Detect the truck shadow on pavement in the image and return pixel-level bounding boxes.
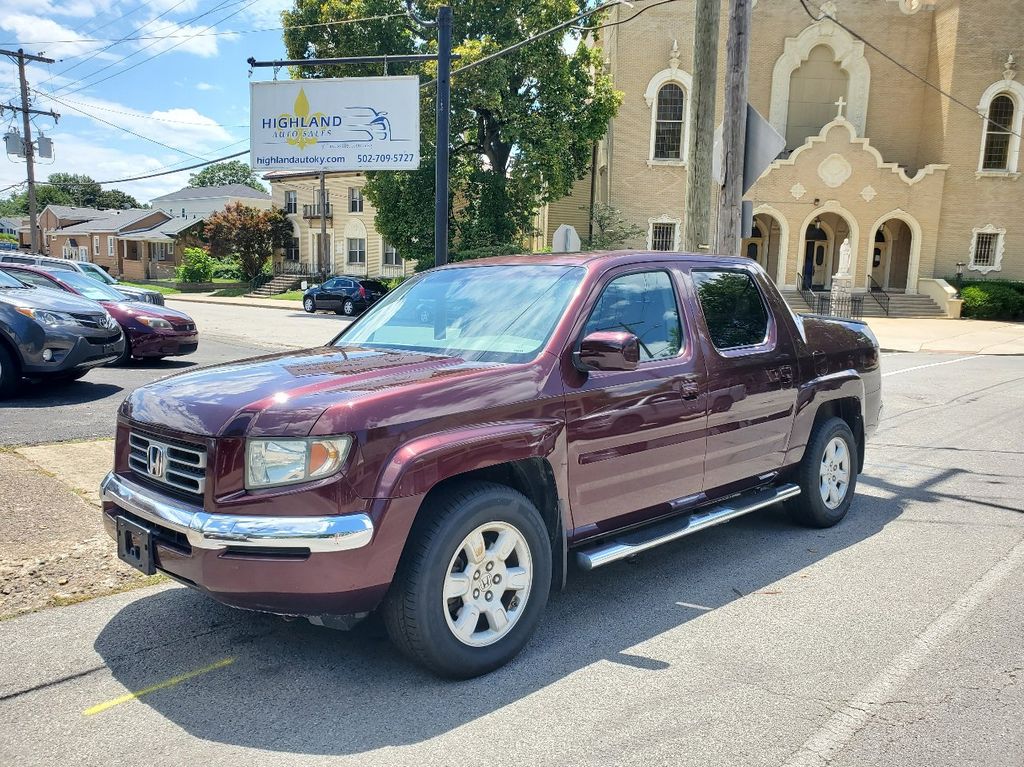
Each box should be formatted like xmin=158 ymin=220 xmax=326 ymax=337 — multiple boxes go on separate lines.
xmin=94 ymin=493 xmax=903 ymax=756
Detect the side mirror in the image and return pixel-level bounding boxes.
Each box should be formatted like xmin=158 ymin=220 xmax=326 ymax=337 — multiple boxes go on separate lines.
xmin=575 ymin=331 xmax=640 ymax=372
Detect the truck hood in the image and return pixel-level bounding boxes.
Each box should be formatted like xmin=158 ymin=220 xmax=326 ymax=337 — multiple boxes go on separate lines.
xmin=122 ymin=345 xmax=481 ymax=438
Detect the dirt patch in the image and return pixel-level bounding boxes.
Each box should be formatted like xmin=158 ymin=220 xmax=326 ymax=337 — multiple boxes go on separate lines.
xmin=0 ymin=450 xmax=161 ymax=620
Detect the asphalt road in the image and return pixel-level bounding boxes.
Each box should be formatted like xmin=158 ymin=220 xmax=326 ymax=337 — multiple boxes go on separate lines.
xmin=1 ymin=351 xmax=1022 ymax=767
xmin=0 ymin=302 xmax=351 ymax=446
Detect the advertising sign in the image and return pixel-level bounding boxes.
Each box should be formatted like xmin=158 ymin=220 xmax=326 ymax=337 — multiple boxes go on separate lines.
xmin=250 ymin=76 xmax=420 ymax=172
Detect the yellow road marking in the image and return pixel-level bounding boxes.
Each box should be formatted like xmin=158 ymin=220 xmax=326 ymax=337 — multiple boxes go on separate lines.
xmin=83 ymin=657 xmax=235 ymax=717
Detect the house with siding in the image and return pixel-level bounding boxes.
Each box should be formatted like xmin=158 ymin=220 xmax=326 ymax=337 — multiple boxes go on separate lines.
xmin=150 ymin=184 xmax=272 ymax=221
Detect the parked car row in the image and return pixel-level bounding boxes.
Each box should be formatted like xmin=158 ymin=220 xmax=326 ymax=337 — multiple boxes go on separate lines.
xmin=0 ymin=260 xmax=198 ymax=398
xmin=0 ymin=252 xmax=165 ymax=305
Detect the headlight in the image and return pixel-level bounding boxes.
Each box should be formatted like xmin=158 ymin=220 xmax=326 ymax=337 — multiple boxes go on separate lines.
xmin=15 ymin=307 xmax=77 ymax=327
xmin=138 ymin=316 xmax=172 ymax=329
xmin=245 ymin=437 xmax=353 ymax=489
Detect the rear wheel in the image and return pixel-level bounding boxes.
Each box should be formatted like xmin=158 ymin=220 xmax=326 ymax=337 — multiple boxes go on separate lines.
xmin=789 ymin=416 xmax=858 ymax=528
xmin=382 ymin=481 xmax=551 ymax=678
xmin=0 ymin=344 xmax=21 ymax=399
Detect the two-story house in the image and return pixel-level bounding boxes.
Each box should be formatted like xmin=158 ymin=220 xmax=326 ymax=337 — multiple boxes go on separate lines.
xmin=150 ymin=184 xmax=272 ymax=221
xmin=266 ymin=171 xmax=412 ymax=282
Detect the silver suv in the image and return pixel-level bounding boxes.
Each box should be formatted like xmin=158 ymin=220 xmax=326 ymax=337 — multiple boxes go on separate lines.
xmin=0 ymin=253 xmax=164 ymax=305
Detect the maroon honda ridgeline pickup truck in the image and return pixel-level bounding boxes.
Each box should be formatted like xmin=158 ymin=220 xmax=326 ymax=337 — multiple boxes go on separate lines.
xmin=101 ymin=252 xmax=881 ymax=677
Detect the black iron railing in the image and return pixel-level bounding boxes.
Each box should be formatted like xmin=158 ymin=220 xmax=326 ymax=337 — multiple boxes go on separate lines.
xmin=302 ymin=203 xmax=332 ymax=219
xmin=867 ymin=275 xmax=891 ymax=316
xmin=274 ymin=261 xmax=318 ymax=276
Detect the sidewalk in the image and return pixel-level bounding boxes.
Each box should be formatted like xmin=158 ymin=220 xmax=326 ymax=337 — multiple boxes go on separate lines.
xmin=166 ymin=292 xmax=305 ymax=311
xmin=865 ymin=317 xmax=1024 ymax=355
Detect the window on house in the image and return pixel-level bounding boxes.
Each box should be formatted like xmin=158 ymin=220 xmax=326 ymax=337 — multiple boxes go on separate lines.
xmin=92 ymin=236 xmax=99 ymax=256
xmin=650 ymin=222 xmax=676 ymax=251
xmin=284 ymin=191 xmax=297 ymax=214
xmin=982 ymin=94 xmax=1015 ymax=170
xmin=583 ymin=271 xmax=683 ymax=362
xmin=654 ymin=84 xmax=686 ymax=160
xmin=347 ymin=237 xmax=366 ymax=264
xmin=286 ymin=237 xmax=300 ymax=261
xmin=970 ymin=230 xmax=1001 ymax=269
xmin=167 ymin=242 xmax=174 ymax=256
xmin=349 ymin=187 xmax=364 ymax=213
xmin=107 ymin=237 xmax=114 ymax=257
xmin=181 ymin=208 xmax=186 ymax=218
xmin=693 ymin=270 xmax=771 ymax=350
xmin=383 ymin=241 xmax=400 ymax=265
xmin=78 ymin=246 xmax=88 ymax=262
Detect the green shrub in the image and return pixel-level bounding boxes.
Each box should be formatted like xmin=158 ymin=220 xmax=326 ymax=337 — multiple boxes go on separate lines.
xmin=385 ymin=275 xmax=408 ymax=291
xmin=0 ymin=232 xmax=17 ymax=243
xmin=211 ymin=256 xmax=243 ymax=281
xmin=175 ymin=247 xmax=216 ymax=283
xmin=959 ymin=282 xmax=1024 ymax=320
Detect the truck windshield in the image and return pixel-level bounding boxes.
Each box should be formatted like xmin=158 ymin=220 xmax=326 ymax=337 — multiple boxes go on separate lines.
xmin=335 ymin=264 xmax=585 ymax=364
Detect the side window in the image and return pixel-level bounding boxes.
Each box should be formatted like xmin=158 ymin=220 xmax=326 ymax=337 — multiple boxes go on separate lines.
xmin=583 ymin=271 xmax=683 ymax=362
xmin=692 ymin=270 xmax=770 ymax=350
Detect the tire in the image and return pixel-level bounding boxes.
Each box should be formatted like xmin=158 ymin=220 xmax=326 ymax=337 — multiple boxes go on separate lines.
xmin=114 ymin=335 xmax=133 ymax=366
xmin=303 ymin=297 xmax=316 ymax=313
xmin=382 ymin=481 xmax=552 ymax=678
xmin=788 ymin=416 xmax=859 ymax=528
xmin=0 ymin=343 xmax=21 ymax=399
xmin=342 ymin=298 xmax=356 ymax=317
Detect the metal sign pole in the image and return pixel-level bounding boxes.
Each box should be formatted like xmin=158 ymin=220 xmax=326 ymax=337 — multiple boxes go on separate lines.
xmin=434 ymin=6 xmax=452 ymax=268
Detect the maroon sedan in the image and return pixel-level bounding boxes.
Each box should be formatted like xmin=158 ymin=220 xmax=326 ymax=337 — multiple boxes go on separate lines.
xmin=1 ymin=265 xmax=198 ymax=364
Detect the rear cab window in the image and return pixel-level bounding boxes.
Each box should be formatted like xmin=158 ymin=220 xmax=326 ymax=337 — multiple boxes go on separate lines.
xmin=691 ymin=269 xmax=771 ymax=351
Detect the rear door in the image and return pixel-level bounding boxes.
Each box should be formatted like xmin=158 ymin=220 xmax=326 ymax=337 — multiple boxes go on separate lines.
xmin=687 ymin=267 xmax=799 ymax=497
xmin=564 ymin=267 xmax=708 ymax=538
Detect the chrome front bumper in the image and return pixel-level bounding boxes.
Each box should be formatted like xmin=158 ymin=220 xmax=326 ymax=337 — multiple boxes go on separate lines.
xmin=100 ymin=472 xmax=374 ymax=553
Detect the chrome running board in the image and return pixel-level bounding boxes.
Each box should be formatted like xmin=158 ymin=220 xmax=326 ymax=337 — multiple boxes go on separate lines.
xmin=575 ymin=483 xmax=801 ymax=571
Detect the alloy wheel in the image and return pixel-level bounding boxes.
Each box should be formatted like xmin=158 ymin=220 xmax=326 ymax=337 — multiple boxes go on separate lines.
xmin=443 ymin=521 xmax=533 ymax=648
xmin=819 ymin=436 xmax=851 ymax=509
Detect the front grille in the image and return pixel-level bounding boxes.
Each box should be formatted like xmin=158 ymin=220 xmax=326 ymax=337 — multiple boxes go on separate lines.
xmin=148 ymin=294 xmax=165 ymax=306
xmin=128 ymin=431 xmax=207 ymax=496
xmin=171 ymin=321 xmax=196 ymax=332
xmin=70 ymin=312 xmax=108 ymax=329
xmin=85 ymin=334 xmax=119 ymax=346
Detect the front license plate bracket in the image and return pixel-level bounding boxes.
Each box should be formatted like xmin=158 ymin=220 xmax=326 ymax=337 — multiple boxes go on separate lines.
xmin=116 ymin=515 xmax=156 ymax=575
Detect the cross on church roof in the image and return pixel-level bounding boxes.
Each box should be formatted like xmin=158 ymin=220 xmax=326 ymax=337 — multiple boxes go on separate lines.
xmin=835 ymin=96 xmax=847 ymax=119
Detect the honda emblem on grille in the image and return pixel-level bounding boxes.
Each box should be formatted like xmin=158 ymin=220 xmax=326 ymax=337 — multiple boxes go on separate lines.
xmin=147 ymin=444 xmax=166 ymax=479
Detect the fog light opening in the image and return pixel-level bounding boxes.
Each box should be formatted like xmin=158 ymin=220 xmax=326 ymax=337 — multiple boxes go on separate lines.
xmin=42 ymin=348 xmax=54 ymax=362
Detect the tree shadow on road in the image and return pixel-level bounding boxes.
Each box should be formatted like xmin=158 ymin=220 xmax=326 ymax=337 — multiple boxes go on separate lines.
xmin=93 ymin=492 xmax=905 ymax=756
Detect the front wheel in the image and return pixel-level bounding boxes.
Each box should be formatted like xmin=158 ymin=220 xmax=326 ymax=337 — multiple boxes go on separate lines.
xmin=382 ymin=481 xmax=551 ymax=678
xmin=0 ymin=343 xmax=21 ymax=399
xmin=789 ymin=416 xmax=858 ymax=528
xmin=342 ymin=298 xmax=356 ymax=316
xmin=303 ymin=297 xmax=316 ymax=313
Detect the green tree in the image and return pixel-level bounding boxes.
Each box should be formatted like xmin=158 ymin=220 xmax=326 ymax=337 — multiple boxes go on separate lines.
xmin=46 ymin=173 xmax=103 ymax=207
xmin=282 ymin=0 xmax=620 ymax=270
xmin=204 ymin=203 xmax=291 ymax=281
xmin=586 ymin=204 xmax=645 ymax=250
xmin=97 ymin=189 xmax=141 ymax=209
xmin=189 ymin=160 xmax=267 ymax=192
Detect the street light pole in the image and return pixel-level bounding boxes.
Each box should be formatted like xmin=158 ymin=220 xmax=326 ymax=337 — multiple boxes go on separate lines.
xmin=434 ymin=6 xmax=453 ymax=267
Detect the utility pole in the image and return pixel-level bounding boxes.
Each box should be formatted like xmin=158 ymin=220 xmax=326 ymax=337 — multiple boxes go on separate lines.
xmin=2 ymin=49 xmax=56 ymax=253
xmin=318 ymin=169 xmax=328 ymax=276
xmin=683 ymin=0 xmax=720 ymax=253
xmin=716 ymin=0 xmax=752 ymax=255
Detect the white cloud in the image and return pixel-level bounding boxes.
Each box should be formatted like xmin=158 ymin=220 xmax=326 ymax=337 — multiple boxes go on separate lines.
xmin=0 ymin=130 xmax=198 ymax=203
xmin=243 ymin=0 xmax=293 ymax=29
xmin=195 ymin=81 xmax=220 ymax=91
xmin=30 ymin=91 xmax=235 ymax=153
xmin=0 ymin=14 xmax=110 ymax=58
xmin=133 ymin=19 xmax=225 ymax=58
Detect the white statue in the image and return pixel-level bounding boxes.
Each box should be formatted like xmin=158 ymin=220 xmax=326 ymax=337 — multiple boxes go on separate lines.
xmin=837 ymin=237 xmax=852 ymax=276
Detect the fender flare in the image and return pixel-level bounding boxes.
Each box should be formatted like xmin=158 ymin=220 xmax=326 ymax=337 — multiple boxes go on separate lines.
xmin=785 ymin=370 xmax=866 ymax=466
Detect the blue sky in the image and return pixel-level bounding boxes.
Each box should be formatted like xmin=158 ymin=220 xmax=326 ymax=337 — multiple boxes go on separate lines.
xmin=0 ymin=0 xmax=295 ymax=203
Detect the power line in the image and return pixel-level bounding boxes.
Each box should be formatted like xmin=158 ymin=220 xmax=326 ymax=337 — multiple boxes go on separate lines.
xmin=31 ymin=88 xmax=212 ymax=160
xmin=797 ymin=0 xmax=1022 ymax=140
xmin=572 ymin=0 xmax=682 ymax=31
xmin=56 ymin=0 xmax=254 ymax=97
xmin=4 ymin=12 xmax=408 ymax=46
xmin=38 ymin=93 xmax=248 ymax=128
xmin=39 ymin=0 xmax=199 ymax=91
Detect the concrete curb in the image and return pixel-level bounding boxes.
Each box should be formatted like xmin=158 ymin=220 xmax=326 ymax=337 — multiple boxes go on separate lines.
xmin=165 ymin=294 xmax=305 ymax=312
